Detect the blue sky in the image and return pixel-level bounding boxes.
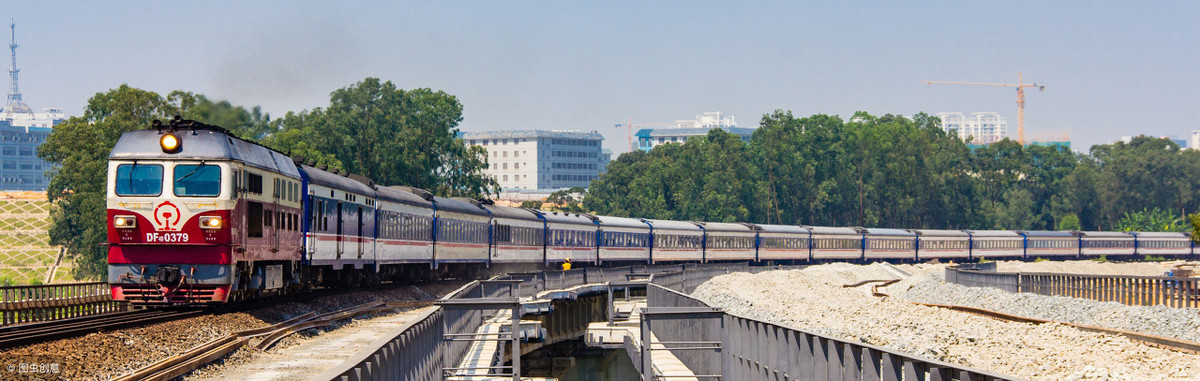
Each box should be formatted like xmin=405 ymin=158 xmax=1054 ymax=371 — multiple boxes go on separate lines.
xmin=2 ymin=1 xmax=1197 ymax=152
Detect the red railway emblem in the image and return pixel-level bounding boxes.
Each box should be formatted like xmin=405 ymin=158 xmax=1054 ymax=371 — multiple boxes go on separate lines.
xmin=153 ymin=201 xmax=182 ymax=231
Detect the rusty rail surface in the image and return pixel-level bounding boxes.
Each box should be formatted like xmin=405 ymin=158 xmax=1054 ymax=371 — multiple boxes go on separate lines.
xmin=0 ymin=282 xmax=126 ymax=326
xmin=913 ymin=301 xmax=1200 ymax=354
xmin=946 ymin=266 xmax=1200 ymax=308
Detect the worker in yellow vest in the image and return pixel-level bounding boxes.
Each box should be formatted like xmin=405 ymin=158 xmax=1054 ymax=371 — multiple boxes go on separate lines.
xmin=561 ymin=258 xmax=572 ymax=271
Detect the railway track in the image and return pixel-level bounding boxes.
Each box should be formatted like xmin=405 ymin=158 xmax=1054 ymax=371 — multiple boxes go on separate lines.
xmin=113 ymin=300 xmax=430 ymax=381
xmin=912 ymin=301 xmax=1200 ymax=354
xmin=0 ymin=309 xmax=207 ymax=349
xmin=0 ymin=279 xmax=445 ymax=350
xmin=856 ymin=279 xmax=1200 ymax=355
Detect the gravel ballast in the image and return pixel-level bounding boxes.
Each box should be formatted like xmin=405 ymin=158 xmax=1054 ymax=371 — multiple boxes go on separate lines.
xmin=899 ymin=270 xmax=1200 ymax=343
xmin=0 ymin=283 xmax=461 ymax=380
xmin=692 ymin=263 xmax=1200 ymax=381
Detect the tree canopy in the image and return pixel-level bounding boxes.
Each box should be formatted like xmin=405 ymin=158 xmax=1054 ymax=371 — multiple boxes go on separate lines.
xmin=262 ymin=78 xmax=497 ymax=198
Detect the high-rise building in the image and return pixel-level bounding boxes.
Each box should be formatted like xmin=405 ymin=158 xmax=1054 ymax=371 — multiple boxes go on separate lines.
xmin=1 ymin=21 xmax=64 ymax=191
xmin=1190 ymin=130 xmax=1200 ymax=150
xmin=460 ymin=130 xmax=608 ymax=190
xmin=635 ymin=112 xmax=755 ymax=151
xmin=936 ymin=112 xmax=1007 ymax=145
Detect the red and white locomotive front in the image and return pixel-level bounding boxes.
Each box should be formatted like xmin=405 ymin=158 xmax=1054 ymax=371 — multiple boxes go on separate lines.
xmin=107 ymin=125 xmax=236 ymax=304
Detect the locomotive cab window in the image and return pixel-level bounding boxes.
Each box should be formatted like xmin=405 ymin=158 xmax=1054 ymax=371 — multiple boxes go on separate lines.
xmin=115 ymin=163 xmax=163 ymax=196
xmin=247 ymin=202 xmax=263 ymax=238
xmin=174 ymin=164 xmax=222 ymax=197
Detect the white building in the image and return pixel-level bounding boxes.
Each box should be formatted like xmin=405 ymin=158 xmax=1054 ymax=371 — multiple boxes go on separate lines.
xmin=460 ymin=130 xmax=608 ymax=190
xmin=1121 ymin=135 xmax=1188 ymax=148
xmin=937 ymin=112 xmax=1007 ymax=145
xmin=1190 ymin=130 xmax=1200 ymax=150
xmin=635 ymin=112 xmax=756 ymax=151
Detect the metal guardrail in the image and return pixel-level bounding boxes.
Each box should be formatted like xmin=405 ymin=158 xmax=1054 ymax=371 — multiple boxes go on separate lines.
xmin=319 ymin=263 xmax=757 ymax=381
xmin=1 ymin=282 xmax=127 ymax=326
xmin=944 ymin=266 xmax=1019 ymax=293
xmin=323 ymin=263 xmax=1018 ymax=381
xmin=946 ymin=266 xmax=1200 ymax=308
xmin=645 ymin=284 xmax=1019 ymax=381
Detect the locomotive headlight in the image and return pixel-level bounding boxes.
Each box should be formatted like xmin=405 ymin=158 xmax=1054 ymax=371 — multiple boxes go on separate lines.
xmin=113 ymin=215 xmax=137 ymax=229
xmin=199 ymin=216 xmax=223 ymax=229
xmin=160 ymin=133 xmax=181 ymax=153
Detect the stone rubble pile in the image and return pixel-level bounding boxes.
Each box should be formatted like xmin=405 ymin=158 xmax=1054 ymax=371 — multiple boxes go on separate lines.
xmin=692 ymin=263 xmax=1200 ymax=381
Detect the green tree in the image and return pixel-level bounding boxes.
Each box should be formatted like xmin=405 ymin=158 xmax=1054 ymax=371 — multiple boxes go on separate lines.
xmin=519 ymin=200 xmax=543 ymax=209
xmin=168 ymin=91 xmax=271 ymax=139
xmin=546 ymin=187 xmax=587 ymax=213
xmin=1083 ymin=137 xmax=1200 ymax=229
xmin=1056 ymin=214 xmax=1081 ymax=231
xmin=1115 ymin=208 xmax=1186 ymax=232
xmin=38 ymin=85 xmax=176 ymax=277
xmin=586 ymin=129 xmax=762 ymax=222
xmin=265 ymin=78 xmax=497 ymax=197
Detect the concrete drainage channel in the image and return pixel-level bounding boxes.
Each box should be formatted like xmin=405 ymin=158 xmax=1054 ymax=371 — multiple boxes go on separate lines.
xmin=319 ymin=264 xmax=1021 ymax=381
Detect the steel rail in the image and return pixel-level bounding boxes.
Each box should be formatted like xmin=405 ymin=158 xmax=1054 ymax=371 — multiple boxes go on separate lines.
xmin=0 ymin=309 xmax=207 ymax=349
xmin=113 ymin=300 xmax=427 ymax=381
xmin=912 ymin=301 xmax=1200 ymax=354
xmin=841 ymin=278 xmax=901 ymax=288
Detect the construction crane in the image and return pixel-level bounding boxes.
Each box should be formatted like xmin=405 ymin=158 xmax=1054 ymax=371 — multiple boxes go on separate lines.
xmin=923 ymin=73 xmax=1045 ymax=145
xmin=613 ymin=119 xmax=683 ymax=152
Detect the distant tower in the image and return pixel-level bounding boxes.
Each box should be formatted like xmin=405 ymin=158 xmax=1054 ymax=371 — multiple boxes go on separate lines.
xmin=4 ymin=19 xmax=30 ymax=114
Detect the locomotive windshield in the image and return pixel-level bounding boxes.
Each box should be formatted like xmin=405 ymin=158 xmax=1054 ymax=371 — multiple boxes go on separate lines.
xmin=173 ymin=164 xmax=222 ymax=197
xmin=115 ymin=163 xmax=163 ymax=196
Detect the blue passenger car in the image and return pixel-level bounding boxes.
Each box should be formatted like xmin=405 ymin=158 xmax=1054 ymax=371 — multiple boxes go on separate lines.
xmin=698 ymin=222 xmax=757 ymax=262
xmin=862 ymin=228 xmax=917 ymax=260
xmin=808 ymin=226 xmax=863 ymax=260
xmin=432 ymin=197 xmax=490 ymax=265
xmin=912 ymin=229 xmax=970 ymax=261
xmin=643 ymin=219 xmax=703 ymax=262
xmin=595 ymin=216 xmax=652 ymax=264
xmin=1020 ymin=230 xmax=1080 ymax=258
xmin=966 ymin=230 xmax=1024 ymax=259
xmin=536 ymin=211 xmax=599 ymax=265
xmin=751 ymin=224 xmax=810 ymax=262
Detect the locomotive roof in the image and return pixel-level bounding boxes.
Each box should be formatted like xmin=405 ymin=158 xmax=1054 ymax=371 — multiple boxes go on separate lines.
xmin=111 ymin=129 xmax=302 ymax=178
xmin=697 ymin=222 xmax=755 ymax=232
xmin=482 ymin=204 xmax=541 ymax=221
xmin=595 ymin=215 xmax=651 ymax=229
xmin=910 ymin=229 xmax=970 ymax=237
xmin=432 ymin=196 xmax=487 ymax=216
xmin=641 ymin=219 xmax=701 ymax=231
xmin=752 ymin=224 xmax=810 ymax=234
xmin=300 ymin=164 xmax=376 ymax=196
xmin=375 ymin=185 xmax=433 ymax=208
